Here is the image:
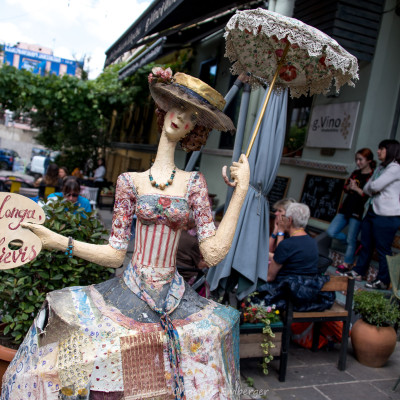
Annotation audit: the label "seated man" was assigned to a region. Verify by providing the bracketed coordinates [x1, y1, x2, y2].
[176, 218, 208, 283]
[259, 202, 334, 312]
[268, 202, 318, 282]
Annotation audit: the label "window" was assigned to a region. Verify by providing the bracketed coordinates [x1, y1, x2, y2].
[283, 96, 313, 157]
[219, 74, 240, 150]
[199, 59, 217, 86]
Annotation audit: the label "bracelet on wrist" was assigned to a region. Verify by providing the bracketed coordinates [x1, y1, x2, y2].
[271, 233, 277, 239]
[65, 236, 73, 258]
[277, 232, 285, 236]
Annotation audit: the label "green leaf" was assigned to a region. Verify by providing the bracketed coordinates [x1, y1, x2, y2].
[246, 377, 254, 387]
[38, 271, 49, 279]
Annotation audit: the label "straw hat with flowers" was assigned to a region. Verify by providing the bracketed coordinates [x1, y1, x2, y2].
[149, 67, 235, 133]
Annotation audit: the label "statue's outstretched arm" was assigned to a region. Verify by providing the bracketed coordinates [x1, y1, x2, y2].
[21, 223, 126, 269]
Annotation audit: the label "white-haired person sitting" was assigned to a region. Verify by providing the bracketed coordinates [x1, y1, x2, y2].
[268, 202, 318, 282]
[260, 202, 334, 313]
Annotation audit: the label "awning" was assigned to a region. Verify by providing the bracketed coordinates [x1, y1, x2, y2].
[118, 37, 167, 80]
[105, 0, 266, 67]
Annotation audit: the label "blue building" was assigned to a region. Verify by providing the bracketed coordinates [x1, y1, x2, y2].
[2, 44, 82, 77]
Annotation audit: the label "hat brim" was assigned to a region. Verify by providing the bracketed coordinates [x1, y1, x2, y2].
[150, 83, 235, 132]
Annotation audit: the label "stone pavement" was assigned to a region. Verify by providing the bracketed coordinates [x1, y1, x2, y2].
[95, 208, 400, 400]
[239, 341, 400, 400]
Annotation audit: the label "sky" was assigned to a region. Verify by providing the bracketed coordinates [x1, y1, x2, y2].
[0, 0, 153, 79]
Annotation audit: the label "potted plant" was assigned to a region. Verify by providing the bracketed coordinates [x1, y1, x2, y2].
[283, 126, 306, 157]
[0, 199, 114, 383]
[239, 294, 283, 374]
[351, 290, 400, 367]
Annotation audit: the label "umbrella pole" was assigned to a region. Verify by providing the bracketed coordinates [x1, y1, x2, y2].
[224, 82, 252, 213]
[245, 41, 290, 158]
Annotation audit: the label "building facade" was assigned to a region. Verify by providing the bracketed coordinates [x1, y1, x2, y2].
[2, 42, 82, 78]
[105, 0, 400, 231]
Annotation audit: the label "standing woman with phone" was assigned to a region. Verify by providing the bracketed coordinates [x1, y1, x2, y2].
[347, 140, 400, 289]
[326, 148, 375, 273]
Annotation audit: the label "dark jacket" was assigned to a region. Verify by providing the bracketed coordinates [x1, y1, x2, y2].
[257, 274, 335, 312]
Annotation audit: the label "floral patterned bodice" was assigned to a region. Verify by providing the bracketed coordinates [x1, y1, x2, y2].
[109, 172, 216, 287]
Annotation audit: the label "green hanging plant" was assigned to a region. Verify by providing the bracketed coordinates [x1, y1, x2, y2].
[240, 292, 281, 375]
[260, 318, 276, 375]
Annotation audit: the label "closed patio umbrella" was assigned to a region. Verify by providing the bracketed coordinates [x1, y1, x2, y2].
[207, 87, 288, 299]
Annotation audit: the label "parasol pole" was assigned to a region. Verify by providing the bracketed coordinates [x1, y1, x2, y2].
[245, 41, 290, 158]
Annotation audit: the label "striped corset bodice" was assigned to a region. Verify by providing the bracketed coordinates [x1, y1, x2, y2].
[131, 218, 182, 287]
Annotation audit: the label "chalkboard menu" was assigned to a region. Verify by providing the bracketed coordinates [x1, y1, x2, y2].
[300, 174, 346, 222]
[267, 176, 290, 207]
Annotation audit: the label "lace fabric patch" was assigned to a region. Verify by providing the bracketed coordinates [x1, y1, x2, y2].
[225, 8, 359, 97]
[57, 331, 96, 396]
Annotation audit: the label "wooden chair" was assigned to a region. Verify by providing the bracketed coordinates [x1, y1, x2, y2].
[9, 181, 22, 193]
[86, 187, 99, 210]
[279, 275, 355, 382]
[6, 177, 22, 193]
[37, 185, 56, 200]
[44, 186, 56, 199]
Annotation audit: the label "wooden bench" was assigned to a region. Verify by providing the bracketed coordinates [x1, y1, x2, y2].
[279, 275, 355, 381]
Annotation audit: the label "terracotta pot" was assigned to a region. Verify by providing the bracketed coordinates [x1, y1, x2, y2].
[0, 323, 18, 393]
[282, 146, 292, 157]
[351, 318, 397, 367]
[0, 344, 17, 392]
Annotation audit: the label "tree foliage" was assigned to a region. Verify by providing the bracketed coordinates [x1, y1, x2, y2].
[0, 50, 192, 169]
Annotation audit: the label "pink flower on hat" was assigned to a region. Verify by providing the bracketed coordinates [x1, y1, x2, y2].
[149, 67, 173, 84]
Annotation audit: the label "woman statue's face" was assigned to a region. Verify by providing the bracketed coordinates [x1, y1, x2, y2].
[164, 107, 196, 141]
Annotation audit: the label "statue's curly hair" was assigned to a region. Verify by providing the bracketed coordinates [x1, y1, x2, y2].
[155, 107, 212, 152]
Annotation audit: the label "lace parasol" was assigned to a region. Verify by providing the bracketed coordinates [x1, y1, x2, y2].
[225, 8, 359, 97]
[224, 8, 359, 156]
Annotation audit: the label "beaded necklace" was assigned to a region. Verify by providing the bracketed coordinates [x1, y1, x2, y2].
[149, 166, 176, 190]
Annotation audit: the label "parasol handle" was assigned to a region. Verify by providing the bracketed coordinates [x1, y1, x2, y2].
[245, 41, 290, 158]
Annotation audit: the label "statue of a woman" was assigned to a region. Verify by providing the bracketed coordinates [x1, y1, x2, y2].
[4, 69, 250, 400]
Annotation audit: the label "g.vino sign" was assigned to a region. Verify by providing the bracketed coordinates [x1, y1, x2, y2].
[0, 193, 45, 269]
[306, 102, 360, 149]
